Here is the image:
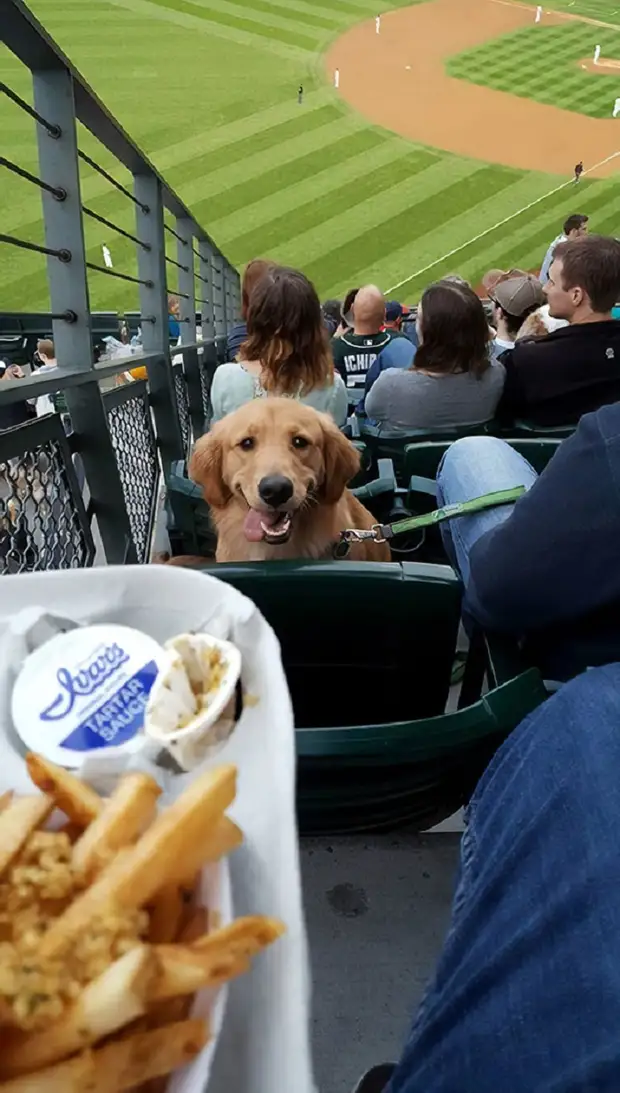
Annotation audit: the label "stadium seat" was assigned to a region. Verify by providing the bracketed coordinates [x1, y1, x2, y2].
[359, 423, 491, 485]
[210, 560, 548, 832]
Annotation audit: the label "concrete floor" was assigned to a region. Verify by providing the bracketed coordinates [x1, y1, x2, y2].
[301, 833, 460, 1093]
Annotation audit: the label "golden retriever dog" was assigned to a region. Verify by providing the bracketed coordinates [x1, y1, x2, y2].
[189, 399, 391, 563]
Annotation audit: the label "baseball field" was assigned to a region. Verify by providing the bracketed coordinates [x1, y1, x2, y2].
[1, 0, 619, 311]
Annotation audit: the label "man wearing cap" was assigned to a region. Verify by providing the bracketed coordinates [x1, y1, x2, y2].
[485, 270, 545, 356]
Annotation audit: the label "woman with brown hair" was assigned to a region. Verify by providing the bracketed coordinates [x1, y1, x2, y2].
[364, 279, 505, 434]
[211, 265, 348, 424]
[226, 258, 275, 360]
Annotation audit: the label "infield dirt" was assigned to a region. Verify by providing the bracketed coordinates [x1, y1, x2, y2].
[326, 0, 620, 178]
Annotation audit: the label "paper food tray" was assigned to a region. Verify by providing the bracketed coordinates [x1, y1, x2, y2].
[0, 566, 315, 1093]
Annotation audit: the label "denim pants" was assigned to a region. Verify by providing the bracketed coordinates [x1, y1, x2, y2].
[435, 437, 538, 585]
[387, 662, 620, 1093]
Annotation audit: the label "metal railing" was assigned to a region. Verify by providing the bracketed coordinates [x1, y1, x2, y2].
[0, 0, 240, 571]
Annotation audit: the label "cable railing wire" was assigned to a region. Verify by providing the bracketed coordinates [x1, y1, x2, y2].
[0, 156, 65, 200]
[0, 82, 60, 138]
[165, 255, 189, 273]
[78, 150, 149, 213]
[82, 206, 151, 250]
[167, 288, 191, 300]
[164, 224, 187, 245]
[86, 262, 153, 287]
[0, 233, 71, 261]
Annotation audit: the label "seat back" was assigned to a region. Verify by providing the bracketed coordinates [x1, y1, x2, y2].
[214, 560, 461, 725]
[404, 436, 562, 487]
[362, 424, 490, 484]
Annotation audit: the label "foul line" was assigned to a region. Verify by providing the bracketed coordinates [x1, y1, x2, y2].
[489, 0, 620, 32]
[385, 151, 620, 295]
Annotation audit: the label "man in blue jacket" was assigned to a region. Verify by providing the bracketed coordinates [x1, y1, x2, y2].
[436, 403, 620, 680]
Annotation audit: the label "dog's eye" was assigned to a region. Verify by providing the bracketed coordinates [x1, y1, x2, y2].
[292, 436, 309, 449]
[239, 437, 254, 451]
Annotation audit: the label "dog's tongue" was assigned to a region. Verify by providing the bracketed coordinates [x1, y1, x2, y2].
[243, 508, 279, 542]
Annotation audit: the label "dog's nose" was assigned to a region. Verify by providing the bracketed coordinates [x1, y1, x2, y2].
[258, 475, 294, 507]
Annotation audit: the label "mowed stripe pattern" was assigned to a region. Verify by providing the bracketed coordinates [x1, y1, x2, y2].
[1, 0, 618, 310]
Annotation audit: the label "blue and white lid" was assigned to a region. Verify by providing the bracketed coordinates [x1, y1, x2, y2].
[11, 624, 164, 766]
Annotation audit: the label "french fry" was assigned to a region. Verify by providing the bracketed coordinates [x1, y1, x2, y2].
[0, 946, 158, 1079]
[164, 815, 243, 889]
[0, 795, 53, 880]
[72, 773, 162, 881]
[0, 791, 13, 813]
[148, 885, 185, 945]
[191, 915, 286, 956]
[39, 766, 236, 958]
[25, 754, 102, 827]
[0, 1019, 207, 1093]
[177, 902, 208, 944]
[151, 916, 285, 1001]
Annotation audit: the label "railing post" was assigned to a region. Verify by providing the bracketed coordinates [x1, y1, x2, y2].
[31, 65, 136, 564]
[196, 239, 218, 419]
[197, 238, 215, 343]
[133, 173, 184, 472]
[211, 252, 226, 358]
[176, 217, 203, 439]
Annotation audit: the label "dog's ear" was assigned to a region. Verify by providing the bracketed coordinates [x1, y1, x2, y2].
[189, 427, 232, 509]
[319, 414, 360, 504]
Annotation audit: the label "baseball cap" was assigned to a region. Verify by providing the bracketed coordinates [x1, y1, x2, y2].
[487, 270, 545, 317]
[385, 301, 410, 321]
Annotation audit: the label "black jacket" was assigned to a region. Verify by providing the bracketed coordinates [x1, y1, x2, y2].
[498, 320, 620, 426]
[466, 403, 620, 679]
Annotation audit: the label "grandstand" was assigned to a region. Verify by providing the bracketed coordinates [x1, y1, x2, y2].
[2, 1, 620, 1089]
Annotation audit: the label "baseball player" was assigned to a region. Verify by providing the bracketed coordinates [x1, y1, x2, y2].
[334, 68, 340, 89]
[614, 97, 620, 118]
[376, 14, 381, 33]
[594, 44, 601, 64]
[535, 5, 542, 21]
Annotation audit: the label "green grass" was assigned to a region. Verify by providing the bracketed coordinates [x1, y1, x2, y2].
[448, 22, 620, 118]
[542, 0, 620, 23]
[1, 0, 620, 310]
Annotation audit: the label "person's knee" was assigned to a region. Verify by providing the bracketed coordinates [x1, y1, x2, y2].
[437, 436, 511, 482]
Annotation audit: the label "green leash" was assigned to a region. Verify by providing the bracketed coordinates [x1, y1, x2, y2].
[338, 485, 526, 551]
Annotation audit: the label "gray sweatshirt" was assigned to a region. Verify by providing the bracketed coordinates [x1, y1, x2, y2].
[364, 362, 506, 433]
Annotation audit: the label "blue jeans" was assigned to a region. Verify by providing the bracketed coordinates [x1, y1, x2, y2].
[387, 662, 620, 1093]
[436, 437, 537, 585]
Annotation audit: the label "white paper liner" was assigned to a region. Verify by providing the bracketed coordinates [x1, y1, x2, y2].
[0, 567, 315, 1093]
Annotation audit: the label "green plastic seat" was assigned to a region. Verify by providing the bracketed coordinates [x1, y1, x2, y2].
[404, 436, 562, 492]
[211, 560, 547, 832]
[359, 424, 490, 485]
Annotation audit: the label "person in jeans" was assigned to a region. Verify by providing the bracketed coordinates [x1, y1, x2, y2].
[364, 280, 504, 434]
[356, 661, 620, 1093]
[498, 234, 620, 427]
[434, 400, 620, 681]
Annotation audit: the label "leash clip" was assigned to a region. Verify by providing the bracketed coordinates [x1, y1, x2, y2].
[340, 527, 379, 543]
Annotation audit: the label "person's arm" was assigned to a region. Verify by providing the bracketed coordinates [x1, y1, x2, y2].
[466, 409, 620, 633]
[539, 242, 555, 285]
[364, 370, 392, 422]
[330, 374, 349, 427]
[330, 341, 347, 386]
[209, 363, 228, 422]
[494, 348, 527, 423]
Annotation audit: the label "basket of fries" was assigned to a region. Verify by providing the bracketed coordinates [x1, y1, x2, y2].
[0, 757, 283, 1091]
[0, 566, 314, 1093]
